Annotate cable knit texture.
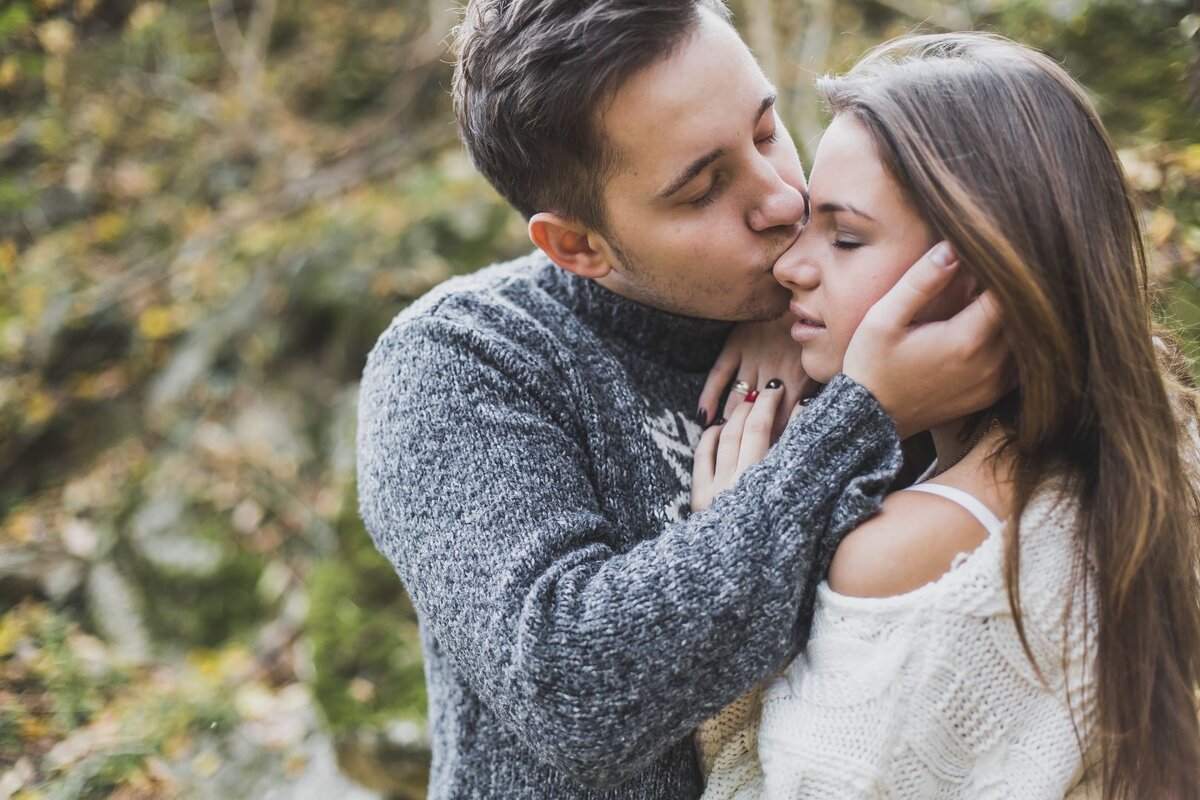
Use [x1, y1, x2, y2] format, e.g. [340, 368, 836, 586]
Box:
[356, 252, 903, 799]
[699, 482, 1102, 800]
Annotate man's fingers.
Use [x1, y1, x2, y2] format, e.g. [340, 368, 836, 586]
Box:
[864, 241, 959, 330]
[952, 289, 1004, 342]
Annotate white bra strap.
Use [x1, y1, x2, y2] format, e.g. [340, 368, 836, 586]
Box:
[903, 483, 1006, 536]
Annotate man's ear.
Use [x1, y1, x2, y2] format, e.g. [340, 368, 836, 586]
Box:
[528, 212, 613, 279]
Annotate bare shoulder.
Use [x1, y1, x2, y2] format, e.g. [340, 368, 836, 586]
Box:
[828, 488, 995, 599]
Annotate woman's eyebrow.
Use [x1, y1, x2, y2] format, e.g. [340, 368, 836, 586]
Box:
[815, 201, 877, 222]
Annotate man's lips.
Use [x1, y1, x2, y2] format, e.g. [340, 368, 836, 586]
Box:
[766, 225, 806, 273]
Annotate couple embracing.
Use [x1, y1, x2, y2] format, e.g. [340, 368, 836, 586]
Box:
[356, 2, 1200, 799]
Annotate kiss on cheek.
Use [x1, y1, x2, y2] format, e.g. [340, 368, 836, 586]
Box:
[774, 115, 973, 383]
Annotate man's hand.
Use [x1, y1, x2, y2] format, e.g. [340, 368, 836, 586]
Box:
[843, 242, 1009, 440]
[691, 381, 790, 512]
[697, 313, 815, 440]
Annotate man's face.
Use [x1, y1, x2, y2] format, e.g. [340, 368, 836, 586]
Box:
[593, 10, 807, 322]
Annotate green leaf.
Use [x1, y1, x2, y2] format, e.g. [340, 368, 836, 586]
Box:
[0, 4, 31, 47]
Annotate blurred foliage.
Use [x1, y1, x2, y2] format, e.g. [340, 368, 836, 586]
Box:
[0, 0, 1197, 798]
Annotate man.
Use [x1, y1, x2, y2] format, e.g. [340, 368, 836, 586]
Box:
[356, 2, 1005, 798]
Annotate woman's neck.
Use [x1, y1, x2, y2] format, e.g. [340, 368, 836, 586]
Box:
[929, 415, 994, 478]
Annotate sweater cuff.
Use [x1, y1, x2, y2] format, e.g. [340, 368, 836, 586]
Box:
[775, 372, 903, 533]
[790, 372, 899, 453]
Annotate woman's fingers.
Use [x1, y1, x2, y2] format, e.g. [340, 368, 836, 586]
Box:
[691, 422, 723, 512]
[698, 348, 740, 427]
[738, 382, 785, 473]
[722, 369, 758, 421]
[714, 399, 753, 488]
[696, 383, 791, 508]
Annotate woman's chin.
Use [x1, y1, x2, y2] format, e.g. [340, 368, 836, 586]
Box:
[800, 355, 839, 386]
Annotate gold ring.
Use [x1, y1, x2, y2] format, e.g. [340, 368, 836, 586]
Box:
[732, 380, 753, 395]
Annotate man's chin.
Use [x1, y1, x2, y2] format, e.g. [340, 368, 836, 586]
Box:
[733, 288, 791, 323]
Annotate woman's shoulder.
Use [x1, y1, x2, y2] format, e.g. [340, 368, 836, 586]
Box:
[824, 475, 1084, 623]
[827, 484, 999, 599]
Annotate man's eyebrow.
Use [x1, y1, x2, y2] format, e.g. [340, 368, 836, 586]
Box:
[815, 201, 877, 222]
[657, 93, 779, 201]
[657, 148, 726, 201]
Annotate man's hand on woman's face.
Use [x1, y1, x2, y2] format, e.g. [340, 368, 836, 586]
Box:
[691, 380, 793, 512]
[843, 242, 1010, 440]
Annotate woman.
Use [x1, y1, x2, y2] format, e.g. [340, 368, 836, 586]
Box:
[691, 33, 1200, 799]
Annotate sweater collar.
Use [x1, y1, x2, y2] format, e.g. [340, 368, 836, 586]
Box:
[541, 257, 734, 372]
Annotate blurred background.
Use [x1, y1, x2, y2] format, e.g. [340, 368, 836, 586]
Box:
[0, 0, 1197, 798]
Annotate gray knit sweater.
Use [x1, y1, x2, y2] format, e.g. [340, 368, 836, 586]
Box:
[356, 252, 902, 799]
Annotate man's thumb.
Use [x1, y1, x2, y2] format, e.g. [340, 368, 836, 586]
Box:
[866, 241, 959, 329]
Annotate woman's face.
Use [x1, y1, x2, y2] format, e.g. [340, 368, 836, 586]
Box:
[773, 114, 966, 383]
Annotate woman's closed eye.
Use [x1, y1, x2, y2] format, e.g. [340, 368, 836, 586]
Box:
[832, 234, 865, 251]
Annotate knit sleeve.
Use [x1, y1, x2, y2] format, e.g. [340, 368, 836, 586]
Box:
[356, 313, 901, 787]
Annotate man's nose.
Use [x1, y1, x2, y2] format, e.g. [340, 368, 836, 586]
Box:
[746, 161, 807, 232]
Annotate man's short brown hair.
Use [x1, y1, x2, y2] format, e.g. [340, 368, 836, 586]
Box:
[452, 0, 732, 234]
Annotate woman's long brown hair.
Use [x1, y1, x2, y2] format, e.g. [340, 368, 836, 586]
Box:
[818, 33, 1200, 799]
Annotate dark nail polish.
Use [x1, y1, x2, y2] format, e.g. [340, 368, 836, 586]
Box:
[765, 379, 783, 390]
[695, 408, 708, 426]
[712, 417, 727, 426]
[744, 391, 759, 403]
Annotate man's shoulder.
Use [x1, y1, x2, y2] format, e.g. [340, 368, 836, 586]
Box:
[399, 251, 562, 334]
[364, 251, 573, 378]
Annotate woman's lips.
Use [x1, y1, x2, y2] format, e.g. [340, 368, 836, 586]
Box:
[789, 304, 825, 343]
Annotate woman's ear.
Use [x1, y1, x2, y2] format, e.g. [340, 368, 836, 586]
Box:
[962, 269, 982, 299]
[529, 213, 613, 279]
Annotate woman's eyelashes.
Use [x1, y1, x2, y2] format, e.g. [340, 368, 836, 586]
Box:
[831, 221, 867, 251]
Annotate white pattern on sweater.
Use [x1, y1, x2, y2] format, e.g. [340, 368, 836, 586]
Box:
[698, 482, 1101, 800]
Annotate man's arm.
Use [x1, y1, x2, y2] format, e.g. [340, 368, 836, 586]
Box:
[356, 313, 900, 787]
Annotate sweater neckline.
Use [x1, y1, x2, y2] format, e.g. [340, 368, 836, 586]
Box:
[542, 258, 735, 372]
[815, 481, 1073, 614]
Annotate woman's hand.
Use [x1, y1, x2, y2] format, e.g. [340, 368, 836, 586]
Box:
[698, 313, 814, 440]
[691, 381, 796, 512]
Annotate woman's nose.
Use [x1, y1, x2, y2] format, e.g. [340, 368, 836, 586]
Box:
[773, 248, 820, 291]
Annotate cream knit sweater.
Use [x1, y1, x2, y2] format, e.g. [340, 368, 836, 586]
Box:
[697, 482, 1101, 800]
